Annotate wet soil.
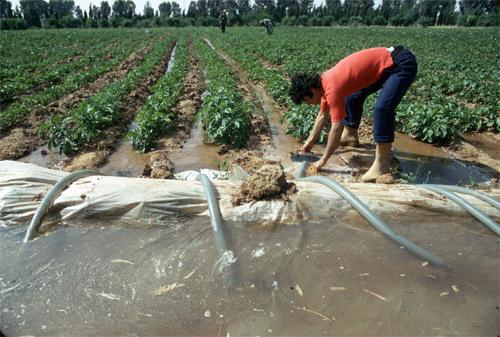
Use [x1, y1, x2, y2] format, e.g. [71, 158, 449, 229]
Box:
[305, 118, 499, 185]
[232, 164, 297, 205]
[0, 44, 156, 162]
[201, 39, 301, 172]
[141, 151, 174, 179]
[62, 42, 176, 172]
[137, 41, 206, 178]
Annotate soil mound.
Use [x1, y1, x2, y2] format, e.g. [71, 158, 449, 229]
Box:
[232, 164, 297, 205]
[142, 151, 174, 179]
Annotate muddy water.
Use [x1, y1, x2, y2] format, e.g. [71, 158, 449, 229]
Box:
[462, 133, 500, 161]
[1, 209, 497, 335]
[253, 83, 302, 166]
[393, 132, 497, 184]
[169, 121, 220, 172]
[18, 145, 65, 168]
[98, 45, 179, 178]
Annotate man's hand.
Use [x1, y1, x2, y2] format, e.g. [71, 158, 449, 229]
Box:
[312, 157, 328, 171]
[299, 143, 313, 154]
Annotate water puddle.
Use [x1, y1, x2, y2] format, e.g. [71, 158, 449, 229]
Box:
[461, 132, 500, 161]
[18, 145, 65, 168]
[99, 122, 149, 177]
[168, 121, 220, 172]
[1, 209, 497, 335]
[166, 44, 177, 73]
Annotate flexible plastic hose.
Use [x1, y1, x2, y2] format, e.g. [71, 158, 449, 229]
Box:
[24, 169, 101, 242]
[197, 174, 237, 285]
[295, 163, 443, 266]
[420, 185, 500, 236]
[294, 161, 308, 179]
[425, 184, 500, 210]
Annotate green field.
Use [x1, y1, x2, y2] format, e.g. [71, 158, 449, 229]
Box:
[1, 27, 498, 153]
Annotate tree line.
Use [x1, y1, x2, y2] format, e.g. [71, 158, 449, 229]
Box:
[0, 0, 498, 30]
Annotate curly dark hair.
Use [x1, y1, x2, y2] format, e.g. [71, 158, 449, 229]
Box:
[288, 73, 322, 104]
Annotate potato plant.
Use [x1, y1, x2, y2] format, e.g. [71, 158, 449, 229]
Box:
[203, 27, 499, 144]
[193, 37, 252, 148]
[0, 31, 162, 134]
[129, 36, 189, 152]
[40, 36, 175, 155]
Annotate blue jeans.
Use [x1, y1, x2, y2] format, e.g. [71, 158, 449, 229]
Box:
[343, 47, 418, 143]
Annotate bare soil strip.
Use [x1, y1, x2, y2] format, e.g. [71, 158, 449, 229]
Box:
[0, 44, 155, 161]
[62, 42, 176, 171]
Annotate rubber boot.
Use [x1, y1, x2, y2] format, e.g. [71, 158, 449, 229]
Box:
[340, 126, 359, 147]
[361, 143, 393, 182]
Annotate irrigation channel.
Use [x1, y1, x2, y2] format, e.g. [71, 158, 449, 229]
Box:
[1, 37, 499, 336]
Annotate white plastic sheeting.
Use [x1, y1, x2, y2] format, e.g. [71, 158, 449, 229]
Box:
[1, 160, 499, 227]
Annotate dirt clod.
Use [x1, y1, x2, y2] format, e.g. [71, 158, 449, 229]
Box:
[143, 151, 174, 179]
[375, 173, 396, 184]
[232, 164, 297, 205]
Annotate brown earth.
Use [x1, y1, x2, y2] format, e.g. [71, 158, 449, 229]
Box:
[63, 41, 176, 171]
[232, 164, 297, 205]
[155, 45, 204, 153]
[142, 151, 174, 179]
[138, 41, 206, 178]
[0, 43, 156, 161]
[202, 39, 279, 180]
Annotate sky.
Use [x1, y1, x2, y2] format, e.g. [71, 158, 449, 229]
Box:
[11, 0, 383, 14]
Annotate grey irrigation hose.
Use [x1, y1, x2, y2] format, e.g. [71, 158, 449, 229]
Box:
[425, 184, 500, 211]
[197, 174, 237, 285]
[420, 185, 500, 236]
[24, 169, 101, 243]
[295, 163, 444, 266]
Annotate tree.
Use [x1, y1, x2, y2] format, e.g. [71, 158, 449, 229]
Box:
[325, 0, 342, 19]
[159, 1, 172, 17]
[0, 0, 14, 18]
[187, 1, 197, 17]
[299, 0, 313, 15]
[75, 5, 83, 19]
[101, 1, 111, 19]
[48, 0, 75, 19]
[171, 1, 181, 16]
[20, 0, 48, 27]
[144, 1, 154, 17]
[237, 0, 250, 14]
[112, 0, 135, 18]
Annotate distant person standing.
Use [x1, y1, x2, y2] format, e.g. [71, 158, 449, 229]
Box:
[259, 18, 273, 35]
[220, 10, 228, 33]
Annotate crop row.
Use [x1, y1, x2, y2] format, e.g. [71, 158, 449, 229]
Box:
[0, 33, 160, 134]
[40, 35, 175, 155]
[205, 27, 499, 144]
[129, 35, 189, 152]
[192, 37, 252, 148]
[0, 29, 163, 80]
[203, 29, 327, 143]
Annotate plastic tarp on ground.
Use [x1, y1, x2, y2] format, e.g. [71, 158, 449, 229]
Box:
[1, 161, 499, 228]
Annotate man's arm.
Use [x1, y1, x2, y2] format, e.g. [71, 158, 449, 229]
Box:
[313, 121, 344, 170]
[301, 110, 328, 152]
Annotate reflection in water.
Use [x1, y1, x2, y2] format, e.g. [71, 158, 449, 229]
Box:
[100, 122, 150, 177]
[169, 121, 220, 172]
[0, 211, 498, 336]
[18, 145, 65, 169]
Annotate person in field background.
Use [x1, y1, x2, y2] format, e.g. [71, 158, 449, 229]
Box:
[259, 19, 273, 35]
[288, 46, 418, 182]
[219, 10, 228, 33]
